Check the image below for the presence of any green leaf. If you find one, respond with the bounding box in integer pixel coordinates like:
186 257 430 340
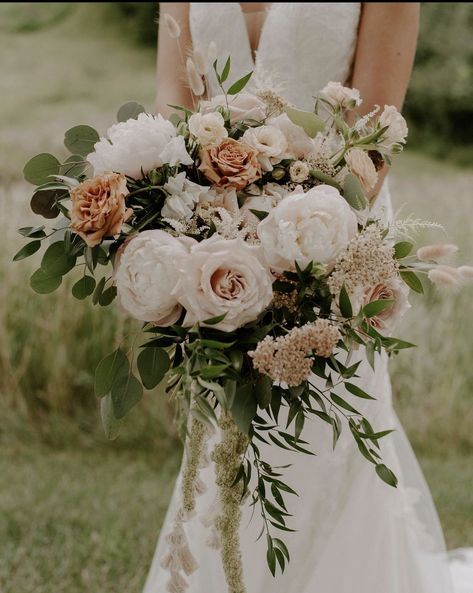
94 349 129 397
98 286 117 306
343 173 368 211
285 106 325 138
345 382 376 400
394 241 413 259
375 463 398 487
64 125 100 157
137 347 170 389
199 364 229 379
255 374 272 409
100 394 123 440
339 285 353 318
330 392 360 414
309 169 341 190
117 102 146 122
19 225 45 238
400 270 424 294
72 275 96 300
220 56 231 83
92 277 106 305
30 189 64 219
200 339 235 350
249 209 269 221
23 153 61 185
13 240 41 262
202 313 227 325
111 372 143 419
227 71 253 95
362 299 394 318
60 154 89 177
30 268 62 294
231 383 257 435
41 241 76 276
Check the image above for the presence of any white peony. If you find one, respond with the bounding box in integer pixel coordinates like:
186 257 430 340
378 105 408 152
257 184 358 272
320 81 361 109
267 113 315 159
115 230 193 325
200 92 266 124
88 113 192 180
240 184 289 226
345 148 378 194
188 112 228 147
242 125 288 171
172 235 273 332
161 172 214 220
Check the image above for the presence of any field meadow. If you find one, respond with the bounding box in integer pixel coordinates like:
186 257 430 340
0 4 472 592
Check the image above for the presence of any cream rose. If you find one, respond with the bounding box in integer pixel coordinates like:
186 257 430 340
70 173 131 247
199 138 261 190
345 148 378 194
172 236 273 332
115 230 194 325
361 277 410 333
88 113 192 180
188 112 228 147
257 184 358 272
320 81 361 110
201 92 266 124
242 125 288 171
267 113 315 159
378 105 408 152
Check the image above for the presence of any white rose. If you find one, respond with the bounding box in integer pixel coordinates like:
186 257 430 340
257 184 358 272
161 172 214 220
188 112 228 147
115 230 193 325
242 125 288 171
88 113 193 180
201 91 266 124
320 81 361 109
378 105 408 151
172 235 273 332
240 184 288 226
267 113 315 159
289 160 310 183
345 148 378 194
360 276 410 334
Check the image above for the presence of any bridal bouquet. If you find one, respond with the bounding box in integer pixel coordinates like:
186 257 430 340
16 55 473 593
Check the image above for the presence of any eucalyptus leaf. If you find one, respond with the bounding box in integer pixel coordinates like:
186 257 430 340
394 241 413 259
220 56 231 83
100 393 123 440
117 101 146 122
343 173 368 211
137 347 170 389
375 463 398 487
30 189 64 219
285 106 325 138
72 275 96 300
61 154 89 177
64 125 99 157
94 349 129 397
400 270 424 294
41 241 76 276
98 286 117 306
339 285 353 318
111 371 143 419
30 268 62 294
227 71 253 95
345 382 376 400
13 240 41 262
362 299 394 318
231 383 257 435
23 153 61 185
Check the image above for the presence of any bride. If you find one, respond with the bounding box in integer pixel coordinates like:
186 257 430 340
143 4 472 592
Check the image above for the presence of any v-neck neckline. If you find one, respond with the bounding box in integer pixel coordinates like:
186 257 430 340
235 2 273 66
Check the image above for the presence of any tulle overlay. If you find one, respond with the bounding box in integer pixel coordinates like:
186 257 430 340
144 4 472 591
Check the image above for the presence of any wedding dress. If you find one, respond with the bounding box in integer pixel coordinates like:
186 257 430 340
143 4 472 592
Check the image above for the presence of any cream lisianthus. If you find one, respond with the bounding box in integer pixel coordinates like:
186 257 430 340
188 112 228 147
242 125 288 171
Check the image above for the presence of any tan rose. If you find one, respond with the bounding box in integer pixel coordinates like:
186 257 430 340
198 138 261 190
70 173 131 247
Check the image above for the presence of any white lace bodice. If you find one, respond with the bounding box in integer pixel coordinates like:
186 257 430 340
189 2 361 109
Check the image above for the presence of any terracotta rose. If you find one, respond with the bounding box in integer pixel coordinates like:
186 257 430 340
69 173 131 247
198 138 261 190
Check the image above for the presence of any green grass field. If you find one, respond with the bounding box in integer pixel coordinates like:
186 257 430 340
0 4 472 592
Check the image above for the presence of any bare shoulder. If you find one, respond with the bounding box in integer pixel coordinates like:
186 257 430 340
361 3 420 21
159 3 190 19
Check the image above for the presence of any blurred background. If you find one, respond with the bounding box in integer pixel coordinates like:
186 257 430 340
0 3 472 592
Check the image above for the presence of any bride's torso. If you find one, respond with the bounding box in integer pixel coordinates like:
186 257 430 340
189 2 361 110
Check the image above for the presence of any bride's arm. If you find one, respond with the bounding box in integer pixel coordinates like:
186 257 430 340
351 3 420 197
155 3 193 117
